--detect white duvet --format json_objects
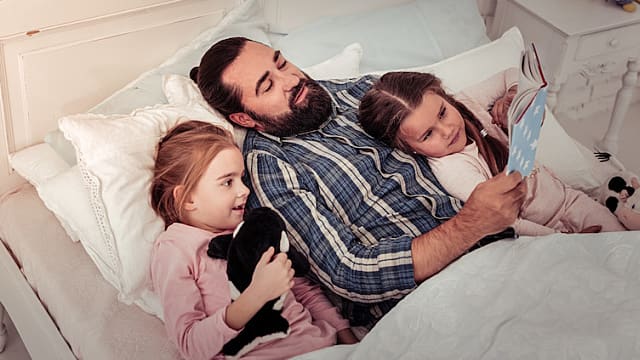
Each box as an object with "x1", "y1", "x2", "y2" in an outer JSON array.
[{"x1": 296, "y1": 231, "x2": 640, "y2": 360}]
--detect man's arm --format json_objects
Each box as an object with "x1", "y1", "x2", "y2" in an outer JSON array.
[{"x1": 411, "y1": 171, "x2": 526, "y2": 282}]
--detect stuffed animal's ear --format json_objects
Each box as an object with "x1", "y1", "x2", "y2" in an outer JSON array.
[
  {"x1": 279, "y1": 231, "x2": 290, "y2": 253},
  {"x1": 608, "y1": 176, "x2": 627, "y2": 193},
  {"x1": 605, "y1": 197, "x2": 619, "y2": 213},
  {"x1": 208, "y1": 234, "x2": 233, "y2": 259}
]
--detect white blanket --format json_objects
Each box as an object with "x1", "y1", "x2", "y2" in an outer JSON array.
[{"x1": 296, "y1": 231, "x2": 640, "y2": 359}]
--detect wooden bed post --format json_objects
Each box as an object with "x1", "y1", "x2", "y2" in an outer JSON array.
[{"x1": 596, "y1": 57, "x2": 639, "y2": 155}]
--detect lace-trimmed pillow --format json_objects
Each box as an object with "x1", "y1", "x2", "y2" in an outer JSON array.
[{"x1": 58, "y1": 104, "x2": 232, "y2": 305}]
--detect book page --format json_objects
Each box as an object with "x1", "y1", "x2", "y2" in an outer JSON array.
[
  {"x1": 506, "y1": 43, "x2": 548, "y2": 176},
  {"x1": 506, "y1": 87, "x2": 548, "y2": 176}
]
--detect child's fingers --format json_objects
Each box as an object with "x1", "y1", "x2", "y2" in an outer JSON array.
[
  {"x1": 256, "y1": 246, "x2": 275, "y2": 268},
  {"x1": 272, "y1": 252, "x2": 288, "y2": 264}
]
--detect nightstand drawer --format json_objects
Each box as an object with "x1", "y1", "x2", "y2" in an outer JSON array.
[{"x1": 576, "y1": 23, "x2": 640, "y2": 60}]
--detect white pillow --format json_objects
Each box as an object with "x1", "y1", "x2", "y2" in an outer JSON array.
[
  {"x1": 46, "y1": 0, "x2": 270, "y2": 165},
  {"x1": 371, "y1": 27, "x2": 525, "y2": 91},
  {"x1": 273, "y1": 0, "x2": 489, "y2": 74},
  {"x1": 10, "y1": 143, "x2": 164, "y2": 318},
  {"x1": 9, "y1": 143, "x2": 70, "y2": 189},
  {"x1": 303, "y1": 42, "x2": 362, "y2": 80},
  {"x1": 8, "y1": 143, "x2": 79, "y2": 242},
  {"x1": 58, "y1": 104, "x2": 231, "y2": 305},
  {"x1": 535, "y1": 111, "x2": 601, "y2": 192},
  {"x1": 40, "y1": 167, "x2": 111, "y2": 267}
]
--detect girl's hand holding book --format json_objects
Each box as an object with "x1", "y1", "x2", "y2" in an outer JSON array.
[{"x1": 490, "y1": 84, "x2": 518, "y2": 132}]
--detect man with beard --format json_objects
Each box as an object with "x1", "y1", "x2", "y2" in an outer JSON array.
[{"x1": 190, "y1": 37, "x2": 526, "y2": 331}]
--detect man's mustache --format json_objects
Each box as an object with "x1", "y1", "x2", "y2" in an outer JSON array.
[{"x1": 290, "y1": 79, "x2": 308, "y2": 108}]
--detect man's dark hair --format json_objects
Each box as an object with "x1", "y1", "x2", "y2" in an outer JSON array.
[{"x1": 190, "y1": 37, "x2": 249, "y2": 119}]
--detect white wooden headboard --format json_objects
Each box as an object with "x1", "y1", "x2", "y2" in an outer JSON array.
[{"x1": 0, "y1": 0, "x2": 496, "y2": 194}]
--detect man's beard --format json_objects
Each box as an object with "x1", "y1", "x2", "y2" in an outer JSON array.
[{"x1": 247, "y1": 78, "x2": 332, "y2": 137}]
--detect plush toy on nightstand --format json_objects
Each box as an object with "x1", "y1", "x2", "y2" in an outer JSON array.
[
  {"x1": 599, "y1": 172, "x2": 640, "y2": 230},
  {"x1": 611, "y1": 0, "x2": 637, "y2": 12}
]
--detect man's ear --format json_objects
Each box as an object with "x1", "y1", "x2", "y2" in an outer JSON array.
[
  {"x1": 229, "y1": 112, "x2": 262, "y2": 130},
  {"x1": 173, "y1": 185, "x2": 196, "y2": 211}
]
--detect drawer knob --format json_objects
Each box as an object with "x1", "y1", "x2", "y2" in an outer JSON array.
[{"x1": 609, "y1": 39, "x2": 620, "y2": 48}]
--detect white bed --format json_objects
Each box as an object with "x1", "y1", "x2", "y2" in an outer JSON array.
[{"x1": 0, "y1": 0, "x2": 639, "y2": 359}]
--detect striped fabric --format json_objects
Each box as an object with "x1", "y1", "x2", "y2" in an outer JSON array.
[{"x1": 243, "y1": 74, "x2": 463, "y2": 327}]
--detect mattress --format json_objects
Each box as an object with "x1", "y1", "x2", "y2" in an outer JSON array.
[{"x1": 0, "y1": 185, "x2": 180, "y2": 360}]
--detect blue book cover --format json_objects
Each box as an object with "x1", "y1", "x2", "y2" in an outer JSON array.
[{"x1": 506, "y1": 43, "x2": 548, "y2": 177}]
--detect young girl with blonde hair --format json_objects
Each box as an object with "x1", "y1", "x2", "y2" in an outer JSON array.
[
  {"x1": 150, "y1": 120, "x2": 356, "y2": 360},
  {"x1": 359, "y1": 71, "x2": 625, "y2": 236}
]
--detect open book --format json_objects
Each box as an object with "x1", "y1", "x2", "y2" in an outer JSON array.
[{"x1": 506, "y1": 43, "x2": 548, "y2": 177}]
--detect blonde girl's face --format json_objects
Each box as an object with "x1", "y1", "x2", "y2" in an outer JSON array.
[
  {"x1": 398, "y1": 92, "x2": 467, "y2": 158},
  {"x1": 183, "y1": 147, "x2": 249, "y2": 233}
]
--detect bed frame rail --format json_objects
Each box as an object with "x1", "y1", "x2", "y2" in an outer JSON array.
[{"x1": 0, "y1": 239, "x2": 75, "y2": 359}]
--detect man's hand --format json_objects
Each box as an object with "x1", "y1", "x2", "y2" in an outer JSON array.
[
  {"x1": 411, "y1": 171, "x2": 526, "y2": 282},
  {"x1": 490, "y1": 84, "x2": 517, "y2": 132},
  {"x1": 459, "y1": 171, "x2": 527, "y2": 238}
]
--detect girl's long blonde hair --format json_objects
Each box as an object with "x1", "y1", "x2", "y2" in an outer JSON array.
[
  {"x1": 359, "y1": 71, "x2": 508, "y2": 176},
  {"x1": 150, "y1": 120, "x2": 237, "y2": 228}
]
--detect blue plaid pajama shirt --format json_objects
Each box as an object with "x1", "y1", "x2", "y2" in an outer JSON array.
[{"x1": 243, "y1": 74, "x2": 463, "y2": 328}]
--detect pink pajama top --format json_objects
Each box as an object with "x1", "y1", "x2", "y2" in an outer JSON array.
[{"x1": 151, "y1": 223, "x2": 350, "y2": 360}]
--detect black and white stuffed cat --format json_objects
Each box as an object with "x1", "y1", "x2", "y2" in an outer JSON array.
[{"x1": 207, "y1": 207, "x2": 309, "y2": 358}]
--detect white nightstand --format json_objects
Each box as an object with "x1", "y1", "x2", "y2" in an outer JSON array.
[{"x1": 491, "y1": 0, "x2": 640, "y2": 120}]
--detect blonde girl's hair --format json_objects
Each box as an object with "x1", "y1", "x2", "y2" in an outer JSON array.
[
  {"x1": 358, "y1": 71, "x2": 508, "y2": 176},
  {"x1": 150, "y1": 120, "x2": 238, "y2": 228}
]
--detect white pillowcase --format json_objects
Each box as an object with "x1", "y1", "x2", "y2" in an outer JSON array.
[
  {"x1": 369, "y1": 27, "x2": 524, "y2": 91},
  {"x1": 8, "y1": 143, "x2": 78, "y2": 242},
  {"x1": 58, "y1": 104, "x2": 231, "y2": 306},
  {"x1": 303, "y1": 42, "x2": 362, "y2": 80},
  {"x1": 9, "y1": 143, "x2": 69, "y2": 190}
]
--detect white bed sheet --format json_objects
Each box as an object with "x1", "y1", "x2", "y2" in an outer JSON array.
[
  {"x1": 296, "y1": 231, "x2": 640, "y2": 359},
  {"x1": 0, "y1": 185, "x2": 180, "y2": 360}
]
